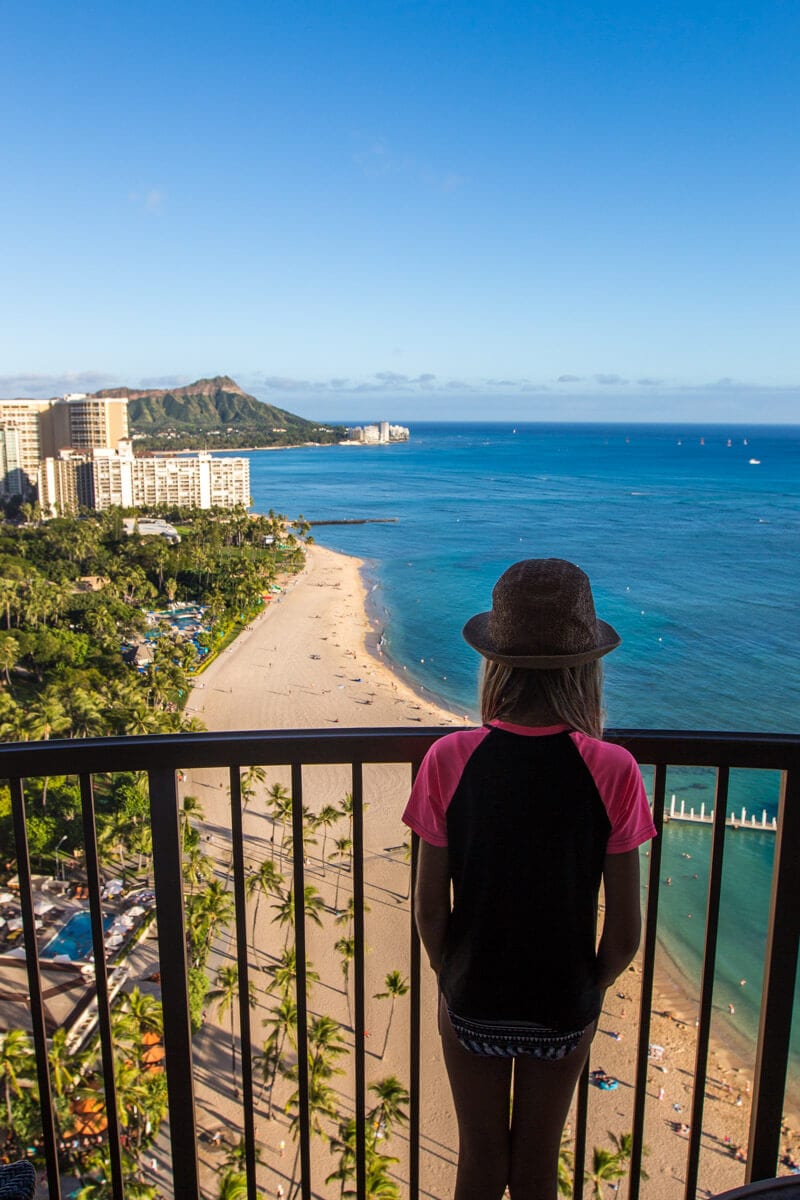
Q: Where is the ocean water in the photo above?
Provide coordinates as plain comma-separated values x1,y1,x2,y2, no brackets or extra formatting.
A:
237,422,800,1076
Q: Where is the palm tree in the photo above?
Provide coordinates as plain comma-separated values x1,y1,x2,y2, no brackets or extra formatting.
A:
368,1076,409,1146
179,793,205,853
0,634,19,688
266,946,320,1000
313,804,341,876
241,763,267,809
47,1027,78,1101
65,686,106,738
327,1118,358,1199
327,1123,400,1200
282,806,319,863
286,1073,340,1194
216,1168,251,1200
0,1029,34,1137
267,783,292,860
607,1130,648,1183
185,880,235,969
334,895,369,935
558,1130,574,1197
373,971,409,1059
25,687,70,808
246,859,284,957
271,885,325,949
209,965,255,1099
585,1146,625,1199
307,1015,348,1082
347,1153,400,1199
329,836,353,910
182,842,214,895
340,791,355,842
261,995,297,1118
335,935,355,1024
119,986,164,1049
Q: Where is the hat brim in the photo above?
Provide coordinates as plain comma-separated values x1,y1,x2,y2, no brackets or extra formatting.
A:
462,612,621,669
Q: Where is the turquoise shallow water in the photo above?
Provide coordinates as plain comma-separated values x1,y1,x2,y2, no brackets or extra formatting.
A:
234,421,800,1077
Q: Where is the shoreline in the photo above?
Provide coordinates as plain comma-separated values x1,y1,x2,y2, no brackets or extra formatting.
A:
185,541,797,1197
359,557,479,723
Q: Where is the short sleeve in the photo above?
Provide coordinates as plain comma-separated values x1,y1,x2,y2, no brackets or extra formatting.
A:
570,732,657,854
604,753,656,854
402,743,449,847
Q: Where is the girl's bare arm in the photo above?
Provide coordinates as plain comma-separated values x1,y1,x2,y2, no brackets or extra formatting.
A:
596,847,642,988
413,840,451,975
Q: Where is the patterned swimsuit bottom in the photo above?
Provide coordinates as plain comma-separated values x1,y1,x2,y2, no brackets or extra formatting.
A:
447,1007,588,1060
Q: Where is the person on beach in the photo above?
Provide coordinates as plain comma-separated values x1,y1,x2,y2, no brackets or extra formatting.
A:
403,559,656,1200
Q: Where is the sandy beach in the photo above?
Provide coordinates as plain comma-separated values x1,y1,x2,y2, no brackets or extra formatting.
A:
175,543,795,1200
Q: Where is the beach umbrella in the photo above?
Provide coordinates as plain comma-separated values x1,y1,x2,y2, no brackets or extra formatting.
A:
105,879,124,895
33,898,54,915
126,904,145,916
70,1113,109,1137
0,891,15,904
105,933,124,948
6,917,23,931
142,1044,165,1065
142,1031,161,1046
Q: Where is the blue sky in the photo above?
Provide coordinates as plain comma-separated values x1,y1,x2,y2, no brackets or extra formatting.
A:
2,0,799,422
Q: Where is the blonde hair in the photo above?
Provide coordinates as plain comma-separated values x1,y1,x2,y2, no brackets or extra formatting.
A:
479,658,605,738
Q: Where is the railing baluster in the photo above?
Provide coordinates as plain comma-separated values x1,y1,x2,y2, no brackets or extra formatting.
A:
684,766,730,1200
747,764,800,1181
409,824,421,1200
628,761,667,1200
351,762,366,1200
230,764,258,1198
290,760,312,1200
8,776,61,1199
148,766,199,1200
572,1061,589,1199
79,772,124,1200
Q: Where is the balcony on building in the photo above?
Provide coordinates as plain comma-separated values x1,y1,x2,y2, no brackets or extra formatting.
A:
0,726,798,1200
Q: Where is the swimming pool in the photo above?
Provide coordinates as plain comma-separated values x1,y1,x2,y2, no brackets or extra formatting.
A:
41,911,112,961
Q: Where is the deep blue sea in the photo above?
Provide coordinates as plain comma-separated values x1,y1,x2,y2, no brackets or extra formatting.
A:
235,422,800,1077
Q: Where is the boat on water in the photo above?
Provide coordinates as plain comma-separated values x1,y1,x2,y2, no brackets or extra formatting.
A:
749,458,761,465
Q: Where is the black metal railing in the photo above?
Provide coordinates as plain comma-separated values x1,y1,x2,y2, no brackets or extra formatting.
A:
1,728,798,1200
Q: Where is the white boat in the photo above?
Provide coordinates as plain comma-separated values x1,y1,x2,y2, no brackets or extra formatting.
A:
748,458,761,465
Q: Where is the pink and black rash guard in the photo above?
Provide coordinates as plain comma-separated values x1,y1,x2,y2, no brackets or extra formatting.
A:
402,721,656,1031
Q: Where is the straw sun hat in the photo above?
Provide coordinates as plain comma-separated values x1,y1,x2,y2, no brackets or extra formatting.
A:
462,558,621,669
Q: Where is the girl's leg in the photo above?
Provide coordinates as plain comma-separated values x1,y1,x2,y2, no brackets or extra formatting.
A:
508,1024,595,1200
439,994,513,1200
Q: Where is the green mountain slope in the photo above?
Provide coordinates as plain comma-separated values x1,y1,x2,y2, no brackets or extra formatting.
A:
94,375,343,448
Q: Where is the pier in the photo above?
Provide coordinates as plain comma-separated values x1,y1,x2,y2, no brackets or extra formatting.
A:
664,794,777,832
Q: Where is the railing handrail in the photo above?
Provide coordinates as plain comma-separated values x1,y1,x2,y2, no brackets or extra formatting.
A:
1,726,798,777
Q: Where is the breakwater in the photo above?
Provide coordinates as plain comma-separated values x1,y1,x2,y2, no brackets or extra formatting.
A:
308,518,398,526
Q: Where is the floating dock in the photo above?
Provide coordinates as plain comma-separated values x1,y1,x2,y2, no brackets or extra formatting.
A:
664,794,776,832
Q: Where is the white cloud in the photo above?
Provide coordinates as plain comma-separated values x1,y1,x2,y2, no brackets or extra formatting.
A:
0,371,118,399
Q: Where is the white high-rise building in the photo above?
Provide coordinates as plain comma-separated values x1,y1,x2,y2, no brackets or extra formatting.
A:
39,444,251,516
0,394,129,497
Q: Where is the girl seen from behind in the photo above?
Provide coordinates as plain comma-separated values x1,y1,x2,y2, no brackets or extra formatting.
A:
403,558,656,1200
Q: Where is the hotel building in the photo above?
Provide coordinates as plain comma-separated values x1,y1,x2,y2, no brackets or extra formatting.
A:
38,445,251,516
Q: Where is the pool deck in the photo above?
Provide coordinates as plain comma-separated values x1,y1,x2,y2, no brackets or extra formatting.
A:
0,881,159,1040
